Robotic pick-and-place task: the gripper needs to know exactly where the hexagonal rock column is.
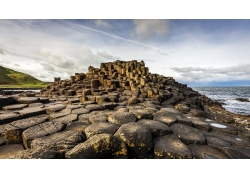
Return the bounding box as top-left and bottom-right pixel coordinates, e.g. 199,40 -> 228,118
65,134 -> 127,159
114,122 -> 153,158
108,112 -> 136,125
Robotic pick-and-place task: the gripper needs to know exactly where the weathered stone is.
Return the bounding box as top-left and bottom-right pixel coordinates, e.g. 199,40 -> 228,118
137,119 -> 172,137
170,123 -> 206,145
114,122 -> 153,158
52,114 -> 78,124
127,97 -> 139,105
65,134 -> 127,159
108,112 -> 136,125
18,107 -> 46,118
0,96 -> 15,108
206,135 -> 232,147
209,122 -> 238,135
0,136 -> 5,145
85,104 -> 103,111
160,108 -> 182,115
22,122 -> 66,149
66,104 -> 85,110
0,124 -> 7,136
0,144 -> 24,159
100,102 -> 117,110
188,144 -> 228,159
2,104 -> 28,111
29,103 -> 44,108
190,109 -> 207,117
85,122 -> 119,139
154,134 -> 192,159
175,104 -> 190,114
17,97 -> 40,104
190,117 -> 211,132
4,114 -> 48,144
48,109 -> 71,120
175,115 -> 193,126
65,121 -> 90,132
71,108 -> 90,115
31,130 -> 86,153
129,109 -> 153,120
46,104 -> 67,114
0,113 -> 20,125
153,111 -> 177,126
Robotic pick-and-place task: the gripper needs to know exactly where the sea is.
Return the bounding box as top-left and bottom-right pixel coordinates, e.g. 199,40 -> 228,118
191,86 -> 250,115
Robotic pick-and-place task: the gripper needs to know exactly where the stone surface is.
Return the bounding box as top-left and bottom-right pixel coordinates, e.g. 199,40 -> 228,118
189,109 -> 207,117
65,121 -> 90,132
114,122 -> 153,158
154,134 -> 192,159
129,109 -> 153,120
52,114 -> 78,124
218,146 -> 250,159
17,97 -> 40,104
18,107 -> 46,118
0,144 -> 24,158
89,113 -> 108,124
190,117 -> 211,132
206,135 -> 232,147
48,109 -> 71,120
85,122 -> 118,139
2,104 -> 28,111
46,104 -> 67,114
108,112 -> 136,125
0,136 -> 5,145
170,123 -> 206,145
188,144 -> 228,159
22,122 -> 66,149
71,108 -> 90,115
137,119 -> 172,137
153,111 -> 177,126
65,134 -> 127,159
0,113 -> 20,125
209,122 -> 238,135
4,114 -> 49,144
85,104 -> 103,111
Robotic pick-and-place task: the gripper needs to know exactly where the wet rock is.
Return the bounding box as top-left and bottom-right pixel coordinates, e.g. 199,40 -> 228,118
188,144 -> 228,159
65,134 -> 127,159
17,97 -> 40,104
218,146 -> 250,159
46,104 -> 67,114
0,144 -> 24,159
153,111 -> 177,126
9,148 -> 63,159
31,130 -> 85,154
2,104 -> 28,111
18,107 -> 46,118
175,104 -> 190,114
85,104 -> 103,111
190,117 -> 211,131
22,122 -> 66,149
137,119 -> 172,137
170,123 -> 206,145
129,109 -> 153,120
0,113 -> 20,125
52,114 -> 78,124
66,104 -> 85,110
154,134 -> 192,159
0,96 -> 15,108
108,112 -> 136,125
190,109 -> 207,117
206,136 -> 231,147
209,122 -> 238,135
89,113 -> 108,124
85,122 -> 119,139
4,114 -> 49,144
114,122 -> 153,158
175,115 -> 193,126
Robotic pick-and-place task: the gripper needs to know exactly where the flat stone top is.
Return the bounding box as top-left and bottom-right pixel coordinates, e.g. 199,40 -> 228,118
2,104 -> 28,111
16,97 -> 40,104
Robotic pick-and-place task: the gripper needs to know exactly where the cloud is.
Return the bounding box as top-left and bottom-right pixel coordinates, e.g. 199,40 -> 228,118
95,20 -> 112,29
171,64 -> 250,84
0,47 -> 4,54
41,63 -> 54,71
14,64 -> 20,66
132,20 -> 170,40
97,51 -> 119,60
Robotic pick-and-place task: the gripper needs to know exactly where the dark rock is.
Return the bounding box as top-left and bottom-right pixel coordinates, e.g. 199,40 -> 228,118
4,114 -> 49,144
65,134 -> 127,159
154,134 -> 192,159
235,98 -> 250,102
85,122 -> 119,139
190,117 -> 211,132
108,112 -> 136,125
160,108 -> 182,115
22,122 -> 66,149
189,109 -> 207,117
137,119 -> 172,137
100,102 -> 117,110
114,122 -> 153,158
170,123 -> 206,145
0,144 -> 24,158
0,113 -> 20,125
209,122 -> 238,135
206,136 -> 231,147
153,111 -> 177,126
175,115 -> 193,126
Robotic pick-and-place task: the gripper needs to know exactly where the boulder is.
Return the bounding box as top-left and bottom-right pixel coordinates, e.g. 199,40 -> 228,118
114,122 -> 153,158
170,123 -> 206,145
175,115 -> 192,126
206,135 -> 232,147
154,134 -> 192,159
65,134 -> 127,159
108,112 -> 136,125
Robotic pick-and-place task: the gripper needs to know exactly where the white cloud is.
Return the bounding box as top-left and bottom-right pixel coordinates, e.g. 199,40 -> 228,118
95,20 -> 112,29
132,19 -> 170,40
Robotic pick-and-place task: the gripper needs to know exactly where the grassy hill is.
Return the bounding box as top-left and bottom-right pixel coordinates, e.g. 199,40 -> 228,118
0,66 -> 48,88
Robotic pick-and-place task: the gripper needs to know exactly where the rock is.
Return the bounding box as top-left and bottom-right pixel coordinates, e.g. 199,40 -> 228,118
18,107 -> 46,118
206,135 -> 232,147
160,108 -> 182,115
175,104 -> 190,114
71,108 -> 90,115
0,124 -> 7,136
0,113 -> 20,125
85,122 -> 119,139
78,114 -> 92,123
66,104 -> 85,110
153,111 -> 177,126
189,109 -> 207,117
170,123 -> 206,145
65,121 -> 90,132
9,148 -> 63,159
108,112 -> 136,125
0,96 -> 15,108
209,122 -> 238,135
137,119 -> 172,137
4,114 -> 49,144
0,136 -> 5,145
28,103 -> 45,108
48,109 -> 71,120
22,122 -> 66,149
31,130 -> 86,153
2,104 -> 28,111
128,97 -> 139,105
89,114 -> 108,124
154,134 -> 192,159
85,104 -> 103,111
175,115 -> 192,126
0,144 -> 24,159
65,134 -> 127,159
190,117 -> 211,131
188,144 -> 228,159
17,97 -> 40,104
46,104 -> 67,114
235,98 -> 250,102
114,122 -> 153,158
52,114 -> 78,124
129,109 -> 153,120
100,102 -> 117,110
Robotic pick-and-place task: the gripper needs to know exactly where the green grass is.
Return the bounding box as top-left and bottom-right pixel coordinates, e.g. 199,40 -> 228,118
0,66 -> 48,88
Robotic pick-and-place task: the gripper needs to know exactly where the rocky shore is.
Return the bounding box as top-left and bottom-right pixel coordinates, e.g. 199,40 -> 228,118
0,60 -> 249,159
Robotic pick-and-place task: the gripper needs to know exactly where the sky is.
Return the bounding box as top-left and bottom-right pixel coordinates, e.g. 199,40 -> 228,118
1,19 -> 250,86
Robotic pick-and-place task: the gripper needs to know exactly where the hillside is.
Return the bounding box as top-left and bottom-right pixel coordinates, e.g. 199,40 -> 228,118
0,66 -> 48,88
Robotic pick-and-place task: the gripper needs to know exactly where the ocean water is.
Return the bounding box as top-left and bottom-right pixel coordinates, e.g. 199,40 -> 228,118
191,86 -> 250,115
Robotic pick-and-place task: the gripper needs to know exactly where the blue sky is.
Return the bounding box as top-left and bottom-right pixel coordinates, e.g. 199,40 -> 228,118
0,19 -> 250,86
